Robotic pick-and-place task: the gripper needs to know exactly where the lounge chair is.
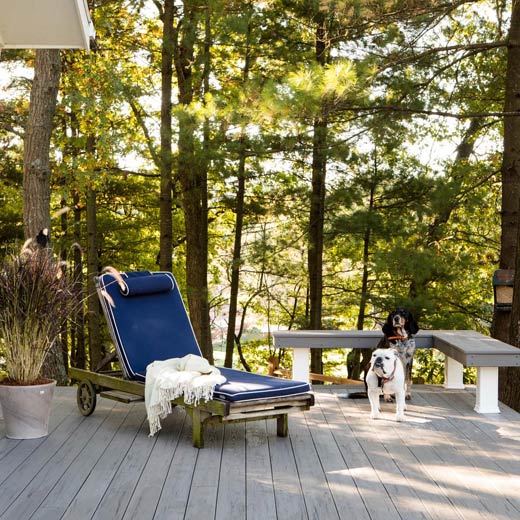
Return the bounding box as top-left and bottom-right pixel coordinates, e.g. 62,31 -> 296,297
68,271 -> 314,448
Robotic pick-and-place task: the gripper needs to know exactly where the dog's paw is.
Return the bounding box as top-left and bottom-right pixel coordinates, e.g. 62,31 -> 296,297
383,394 -> 394,403
395,414 -> 406,422
370,412 -> 382,420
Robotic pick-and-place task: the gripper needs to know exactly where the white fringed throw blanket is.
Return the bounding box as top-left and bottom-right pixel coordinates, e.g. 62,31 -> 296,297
145,354 -> 226,436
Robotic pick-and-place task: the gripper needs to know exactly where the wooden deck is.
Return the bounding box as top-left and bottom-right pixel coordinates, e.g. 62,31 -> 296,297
1,385 -> 520,520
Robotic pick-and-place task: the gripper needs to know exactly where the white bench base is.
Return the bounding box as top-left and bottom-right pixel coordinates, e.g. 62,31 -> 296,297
474,367 -> 500,414
293,348 -> 311,383
444,356 -> 465,389
444,356 -> 500,414
290,345 -> 502,414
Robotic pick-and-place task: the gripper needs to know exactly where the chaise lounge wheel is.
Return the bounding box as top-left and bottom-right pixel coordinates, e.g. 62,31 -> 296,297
77,380 -> 97,416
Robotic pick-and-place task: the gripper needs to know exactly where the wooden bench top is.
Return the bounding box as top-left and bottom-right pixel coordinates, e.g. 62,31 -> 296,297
432,330 -> 520,367
273,329 -> 520,367
274,329 -> 433,348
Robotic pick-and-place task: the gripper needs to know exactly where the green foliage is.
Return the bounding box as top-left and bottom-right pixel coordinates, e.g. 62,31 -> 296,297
413,349 -> 476,385
412,349 -> 444,384
0,0 -> 507,378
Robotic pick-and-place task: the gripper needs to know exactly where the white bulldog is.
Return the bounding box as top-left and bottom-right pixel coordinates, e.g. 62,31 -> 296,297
366,348 -> 406,422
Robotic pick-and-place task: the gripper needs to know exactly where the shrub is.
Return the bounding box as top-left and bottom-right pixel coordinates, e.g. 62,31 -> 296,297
0,243 -> 80,385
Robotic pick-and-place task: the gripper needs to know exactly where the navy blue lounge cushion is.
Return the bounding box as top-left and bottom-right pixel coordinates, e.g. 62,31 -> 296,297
120,272 -> 174,297
215,368 -> 311,402
131,367 -> 311,402
97,270 -> 312,402
97,271 -> 200,380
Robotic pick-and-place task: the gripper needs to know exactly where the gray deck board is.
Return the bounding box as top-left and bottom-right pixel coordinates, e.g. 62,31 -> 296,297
245,421 -> 277,520
90,418 -> 157,520
32,403 -> 130,520
305,396 -> 372,520
215,422 -> 246,520
332,396 -> 430,520
60,406 -> 147,520
1,385 -> 520,520
267,421 -> 308,520
152,412 -> 198,519
416,389 -> 520,519
183,421 -> 223,520
290,406 -> 341,519
122,411 -> 185,520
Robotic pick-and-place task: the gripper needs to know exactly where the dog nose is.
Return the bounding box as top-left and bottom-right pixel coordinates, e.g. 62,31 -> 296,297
374,357 -> 384,367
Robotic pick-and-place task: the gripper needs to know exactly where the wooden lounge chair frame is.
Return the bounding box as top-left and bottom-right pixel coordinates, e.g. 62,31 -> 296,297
69,366 -> 313,448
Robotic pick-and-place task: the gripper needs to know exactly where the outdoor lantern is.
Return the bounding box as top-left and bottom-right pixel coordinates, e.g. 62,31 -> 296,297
493,269 -> 514,312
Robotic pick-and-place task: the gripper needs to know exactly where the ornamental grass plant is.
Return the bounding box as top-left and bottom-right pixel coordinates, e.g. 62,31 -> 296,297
0,241 -> 80,385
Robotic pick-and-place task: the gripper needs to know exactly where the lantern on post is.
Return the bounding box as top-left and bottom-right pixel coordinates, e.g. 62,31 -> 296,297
493,269 -> 514,312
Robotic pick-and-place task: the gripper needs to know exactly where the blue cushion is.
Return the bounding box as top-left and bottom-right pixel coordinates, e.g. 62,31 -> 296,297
120,272 -> 174,297
97,271 -> 201,380
97,270 -> 312,402
214,368 -> 311,402
131,367 -> 312,402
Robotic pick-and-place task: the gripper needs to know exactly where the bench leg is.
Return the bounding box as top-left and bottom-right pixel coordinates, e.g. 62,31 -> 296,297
444,356 -> 464,389
293,348 -> 310,383
474,367 -> 500,414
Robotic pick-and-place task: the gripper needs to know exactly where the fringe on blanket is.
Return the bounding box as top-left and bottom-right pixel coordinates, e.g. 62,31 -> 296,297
145,355 -> 226,436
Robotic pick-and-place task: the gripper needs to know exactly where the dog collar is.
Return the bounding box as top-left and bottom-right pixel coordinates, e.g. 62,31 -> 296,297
381,359 -> 397,385
386,335 -> 407,341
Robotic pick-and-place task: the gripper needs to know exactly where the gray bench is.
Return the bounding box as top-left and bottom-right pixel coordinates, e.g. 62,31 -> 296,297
273,330 -> 520,414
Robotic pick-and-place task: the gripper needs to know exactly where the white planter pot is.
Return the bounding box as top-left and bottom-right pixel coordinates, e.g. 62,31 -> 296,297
0,380 -> 56,439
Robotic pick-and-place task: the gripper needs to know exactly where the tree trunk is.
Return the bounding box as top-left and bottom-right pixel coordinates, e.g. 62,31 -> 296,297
23,49 -> 60,240
349,171 -> 376,380
159,0 -> 175,272
174,0 -> 213,362
59,200 -> 69,371
71,191 -> 86,369
494,0 -> 520,343
225,9 -> 253,369
494,0 -> 520,411
86,187 -> 101,370
23,49 -> 65,382
225,142 -> 247,368
308,19 -> 328,377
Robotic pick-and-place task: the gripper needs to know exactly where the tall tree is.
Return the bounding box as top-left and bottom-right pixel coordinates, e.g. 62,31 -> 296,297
23,48 -> 66,382
308,11 -> 329,377
23,49 -> 60,240
158,0 -> 175,272
174,0 -> 213,362
494,0 -> 520,411
224,3 -> 254,369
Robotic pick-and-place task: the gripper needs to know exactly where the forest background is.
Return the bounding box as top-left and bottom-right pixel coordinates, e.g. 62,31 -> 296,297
2,0 -> 520,407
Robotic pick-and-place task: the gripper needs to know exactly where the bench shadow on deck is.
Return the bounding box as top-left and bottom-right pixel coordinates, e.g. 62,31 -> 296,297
0,385 -> 519,520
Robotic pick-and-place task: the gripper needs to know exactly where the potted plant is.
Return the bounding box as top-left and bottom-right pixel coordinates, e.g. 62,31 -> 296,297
0,240 -> 80,439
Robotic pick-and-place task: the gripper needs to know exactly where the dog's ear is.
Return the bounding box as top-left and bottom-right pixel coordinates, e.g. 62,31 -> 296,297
382,322 -> 394,337
406,311 -> 420,335
382,314 -> 394,337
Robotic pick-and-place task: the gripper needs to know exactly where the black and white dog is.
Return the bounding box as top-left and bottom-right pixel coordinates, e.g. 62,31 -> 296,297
381,308 -> 420,400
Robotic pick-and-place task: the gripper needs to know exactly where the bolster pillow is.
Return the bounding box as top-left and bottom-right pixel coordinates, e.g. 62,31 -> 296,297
120,273 -> 174,297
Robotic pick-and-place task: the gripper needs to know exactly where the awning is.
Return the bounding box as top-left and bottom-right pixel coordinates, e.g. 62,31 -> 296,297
0,0 -> 95,50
